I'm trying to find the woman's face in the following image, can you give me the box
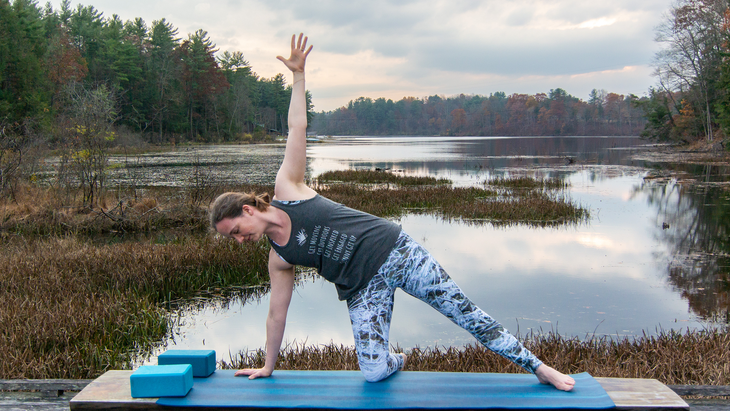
[215,206,265,243]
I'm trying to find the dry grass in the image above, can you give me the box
[1,173,584,235]
[316,170,451,186]
[311,171,587,226]
[223,329,730,385]
[0,235,270,379]
[318,184,588,226]
[486,176,569,191]
[0,183,273,236]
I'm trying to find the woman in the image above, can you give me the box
[210,33,575,391]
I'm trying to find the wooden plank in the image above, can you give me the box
[683,398,730,411]
[69,371,158,410]
[0,390,77,411]
[0,379,92,392]
[596,377,689,410]
[668,385,730,397]
[71,371,691,411]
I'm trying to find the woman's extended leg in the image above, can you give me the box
[380,232,543,373]
[346,271,405,382]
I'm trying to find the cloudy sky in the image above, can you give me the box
[52,0,673,111]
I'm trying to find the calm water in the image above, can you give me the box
[135,136,729,363]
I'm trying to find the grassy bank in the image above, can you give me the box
[0,183,272,236]
[0,235,270,379]
[224,329,730,386]
[0,171,636,380]
[316,170,451,186]
[315,171,588,226]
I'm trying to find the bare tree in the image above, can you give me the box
[653,0,728,141]
[61,83,118,207]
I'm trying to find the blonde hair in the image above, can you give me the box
[209,192,271,230]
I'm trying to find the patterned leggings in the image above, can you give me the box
[346,231,543,382]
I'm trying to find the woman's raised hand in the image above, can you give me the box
[277,33,313,73]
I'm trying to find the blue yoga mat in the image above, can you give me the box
[157,370,615,409]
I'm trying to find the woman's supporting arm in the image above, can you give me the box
[234,249,295,379]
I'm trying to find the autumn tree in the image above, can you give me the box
[652,0,728,141]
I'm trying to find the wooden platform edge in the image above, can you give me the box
[63,372,695,411]
[5,376,730,410]
[0,379,93,392]
[667,384,730,397]
[595,377,689,410]
[3,378,730,397]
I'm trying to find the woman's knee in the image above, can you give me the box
[359,354,397,382]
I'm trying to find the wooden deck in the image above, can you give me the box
[3,374,729,410]
[67,370,687,411]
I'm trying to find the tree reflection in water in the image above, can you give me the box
[638,164,730,325]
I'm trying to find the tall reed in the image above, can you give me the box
[0,235,270,379]
[223,329,730,385]
[312,170,587,225]
[317,170,451,186]
[319,183,588,226]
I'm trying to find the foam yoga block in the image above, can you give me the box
[130,365,193,398]
[158,349,216,377]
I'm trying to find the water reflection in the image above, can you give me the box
[638,175,730,324]
[151,136,729,362]
[307,136,648,185]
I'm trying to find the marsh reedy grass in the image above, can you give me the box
[316,170,451,186]
[0,235,270,379]
[223,329,730,386]
[314,172,588,226]
[486,176,570,191]
[0,171,720,383]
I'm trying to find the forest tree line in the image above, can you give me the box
[1,0,314,202]
[6,0,730,144]
[4,0,730,202]
[310,89,646,137]
[641,0,730,143]
[314,0,730,142]
[1,0,312,144]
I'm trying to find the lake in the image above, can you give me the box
[125,136,729,363]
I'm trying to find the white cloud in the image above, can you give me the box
[51,0,673,110]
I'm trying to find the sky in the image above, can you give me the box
[51,0,674,112]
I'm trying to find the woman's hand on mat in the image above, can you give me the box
[277,33,312,73]
[235,367,273,379]
[534,364,575,391]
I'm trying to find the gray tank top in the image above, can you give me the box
[268,195,401,300]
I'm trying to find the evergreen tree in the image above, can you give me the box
[0,0,50,127]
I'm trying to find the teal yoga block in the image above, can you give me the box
[130,364,193,398]
[158,349,216,377]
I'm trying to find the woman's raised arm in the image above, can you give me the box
[274,34,316,201]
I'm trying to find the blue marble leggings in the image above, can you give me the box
[346,231,543,382]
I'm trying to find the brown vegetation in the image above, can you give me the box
[486,176,570,191]
[0,235,270,379]
[316,170,451,186]
[0,183,272,236]
[1,170,716,382]
[314,173,587,226]
[225,329,730,386]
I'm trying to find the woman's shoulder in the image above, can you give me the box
[272,193,320,206]
[273,183,318,203]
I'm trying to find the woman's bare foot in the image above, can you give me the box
[535,364,575,391]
